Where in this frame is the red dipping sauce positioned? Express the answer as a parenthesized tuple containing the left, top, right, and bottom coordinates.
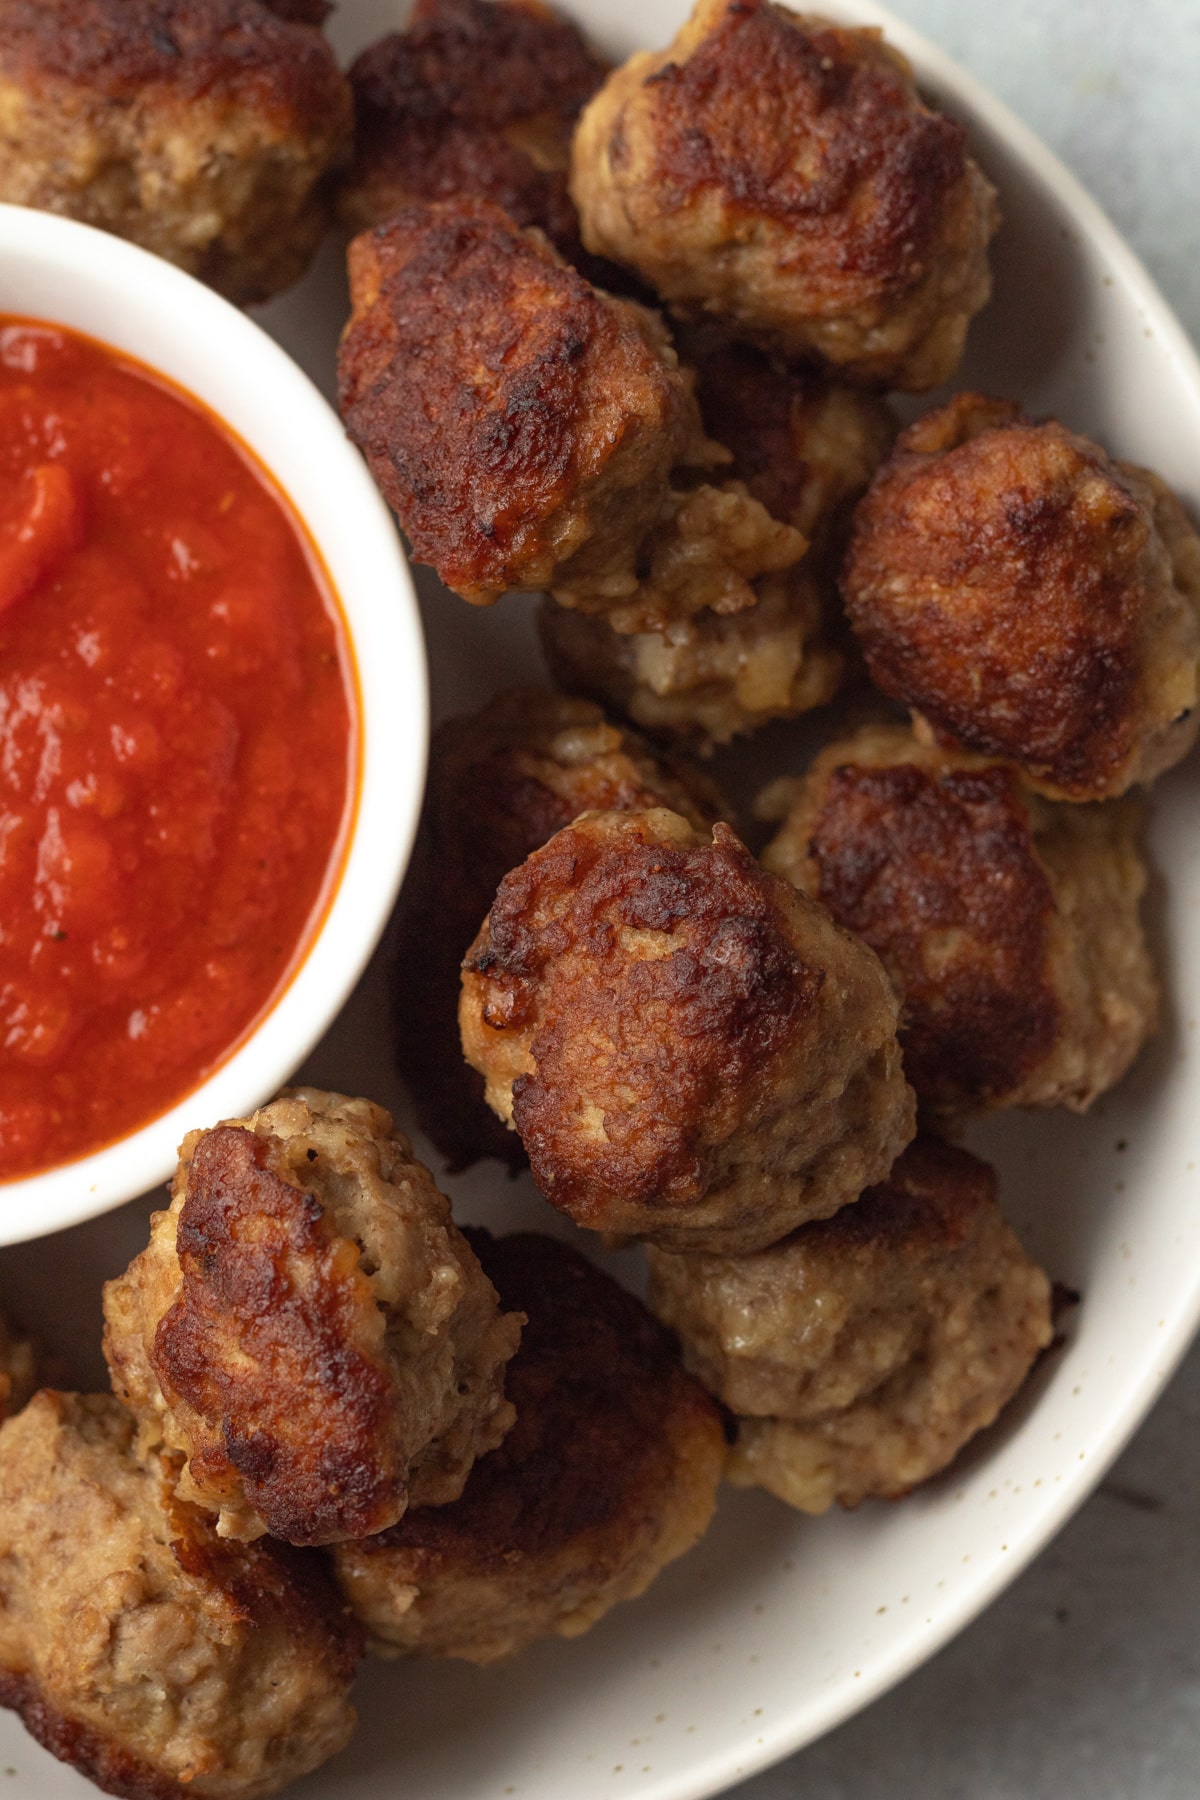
(0, 318, 355, 1179)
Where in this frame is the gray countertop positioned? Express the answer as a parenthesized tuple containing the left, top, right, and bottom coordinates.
(735, 3, 1200, 1795)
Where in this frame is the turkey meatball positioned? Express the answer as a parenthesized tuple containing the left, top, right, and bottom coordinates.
(0, 0, 352, 304)
(539, 344, 893, 745)
(569, 0, 998, 389)
(842, 394, 1200, 799)
(338, 199, 711, 616)
(647, 1136, 1053, 1512)
(340, 0, 607, 275)
(684, 335, 898, 550)
(332, 1230, 726, 1663)
(103, 1090, 522, 1546)
(607, 475, 808, 628)
(540, 563, 843, 749)
(0, 1390, 361, 1800)
(395, 688, 728, 1171)
(0, 1307, 33, 1422)
(760, 721, 1158, 1114)
(460, 808, 915, 1253)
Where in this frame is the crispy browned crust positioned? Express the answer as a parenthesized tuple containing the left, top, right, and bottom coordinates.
(649, 1135, 1005, 1370)
(0, 1509, 360, 1798)
(763, 722, 1160, 1115)
(0, 1667, 187, 1800)
(535, 343, 891, 747)
(538, 566, 845, 750)
(0, 1390, 362, 1800)
(153, 1126, 410, 1546)
(342, 0, 606, 269)
(364, 1230, 718, 1564)
(810, 1132, 993, 1253)
(693, 342, 826, 525)
(809, 759, 1059, 1106)
(686, 336, 896, 546)
(338, 200, 695, 605)
(394, 688, 729, 1170)
(841, 393, 1200, 798)
(570, 0, 996, 385)
(642, 6, 965, 294)
(105, 1092, 522, 1547)
(466, 817, 817, 1216)
(0, 0, 351, 302)
(332, 1230, 725, 1660)
(168, 1526, 363, 1695)
(460, 807, 914, 1250)
(0, 0, 344, 116)
(650, 1134, 1053, 1509)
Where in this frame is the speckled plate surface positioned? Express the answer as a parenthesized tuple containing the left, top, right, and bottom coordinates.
(2, 0, 1200, 1796)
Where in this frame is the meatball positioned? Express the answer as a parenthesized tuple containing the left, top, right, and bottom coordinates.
(0, 1390, 362, 1800)
(608, 475, 808, 628)
(539, 563, 843, 749)
(0, 0, 352, 305)
(842, 394, 1200, 799)
(647, 1136, 1053, 1512)
(338, 199, 716, 618)
(760, 721, 1159, 1114)
(340, 0, 607, 277)
(569, 0, 998, 389)
(460, 808, 915, 1252)
(103, 1090, 522, 1546)
(332, 1230, 726, 1662)
(395, 687, 729, 1171)
(539, 344, 894, 746)
(0, 1307, 34, 1422)
(684, 335, 898, 550)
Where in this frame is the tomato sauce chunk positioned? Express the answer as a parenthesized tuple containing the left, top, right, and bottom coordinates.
(0, 319, 355, 1179)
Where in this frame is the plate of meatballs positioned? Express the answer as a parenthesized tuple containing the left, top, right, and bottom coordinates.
(1, 0, 1199, 1797)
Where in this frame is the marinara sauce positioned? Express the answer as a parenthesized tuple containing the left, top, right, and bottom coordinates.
(0, 318, 355, 1180)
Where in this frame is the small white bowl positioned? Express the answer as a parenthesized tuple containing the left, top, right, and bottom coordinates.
(0, 203, 427, 1248)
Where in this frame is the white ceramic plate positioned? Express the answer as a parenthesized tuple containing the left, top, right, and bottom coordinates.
(3, 1, 1200, 1796)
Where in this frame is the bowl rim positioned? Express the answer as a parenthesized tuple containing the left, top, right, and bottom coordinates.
(0, 204, 428, 1247)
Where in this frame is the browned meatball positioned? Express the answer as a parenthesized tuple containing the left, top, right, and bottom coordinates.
(0, 1391, 362, 1799)
(539, 564, 843, 749)
(395, 687, 729, 1171)
(760, 722, 1159, 1114)
(842, 394, 1200, 799)
(0, 0, 352, 305)
(332, 1230, 726, 1662)
(606, 475, 808, 626)
(539, 344, 894, 745)
(460, 808, 915, 1252)
(0, 1307, 34, 1423)
(103, 1090, 522, 1546)
(338, 199, 725, 617)
(647, 1136, 1053, 1512)
(340, 0, 608, 277)
(570, 0, 998, 389)
(684, 335, 898, 549)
